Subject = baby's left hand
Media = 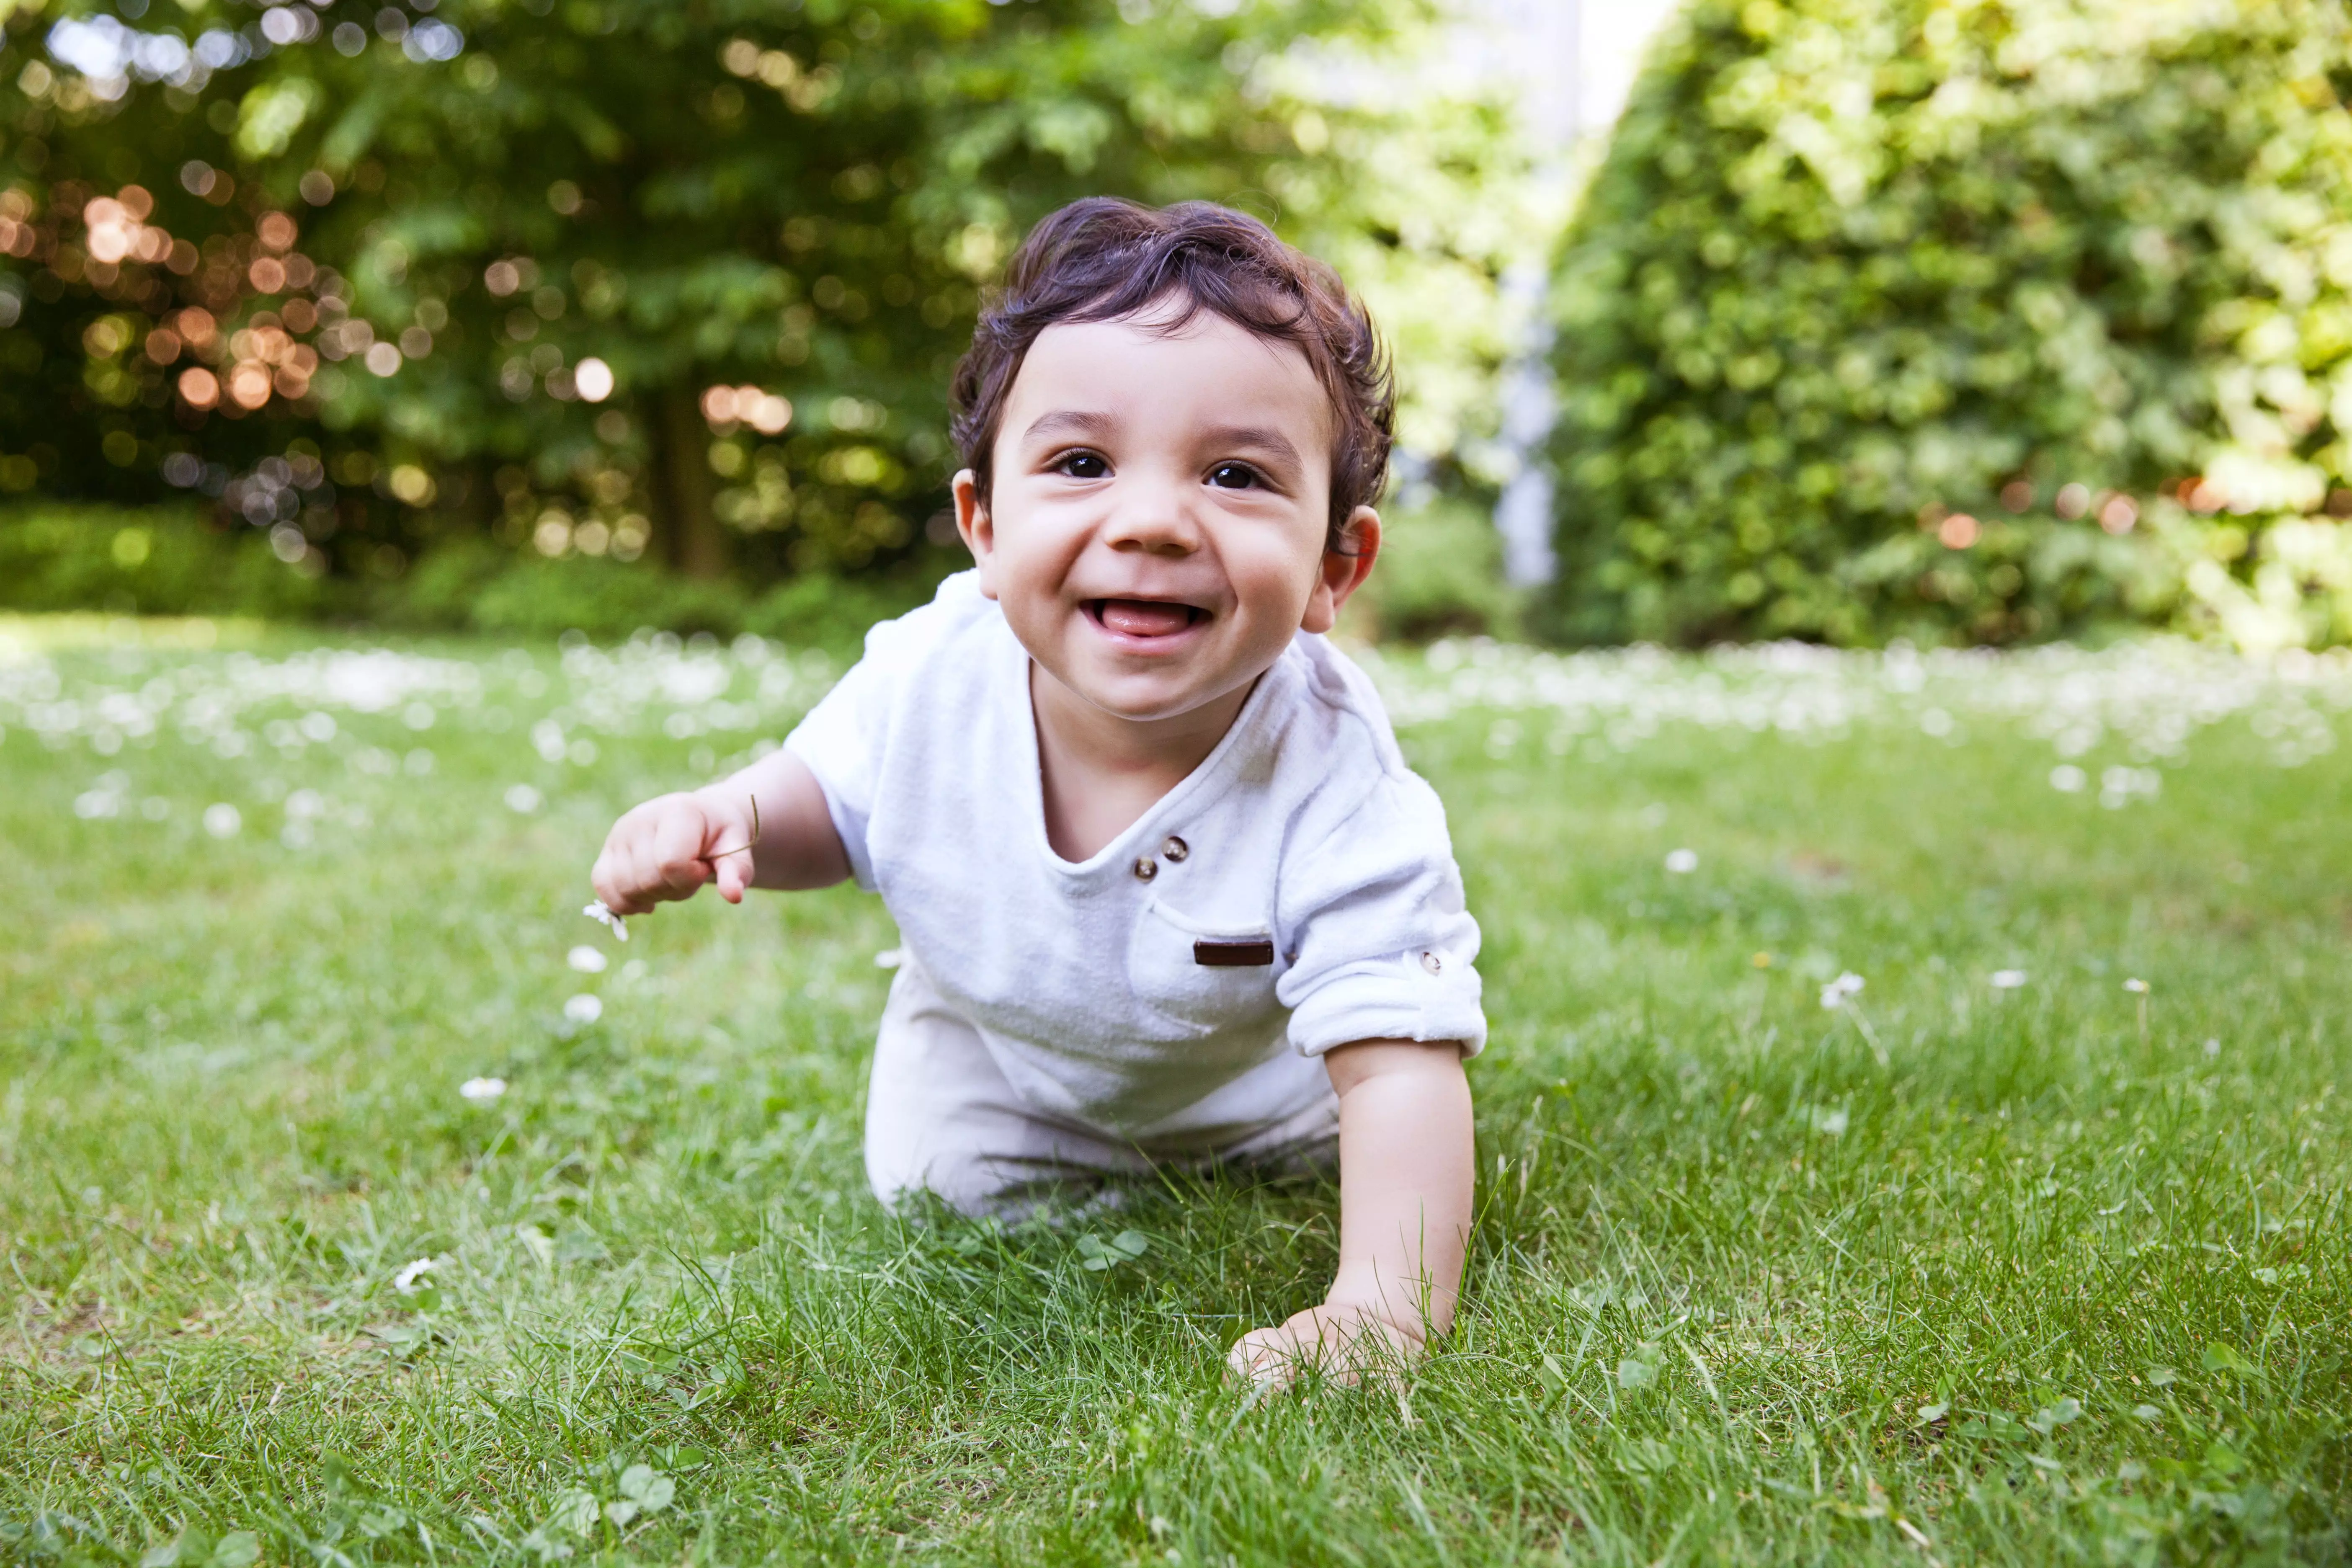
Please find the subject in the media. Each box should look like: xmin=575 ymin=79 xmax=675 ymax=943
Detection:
xmin=1227 ymin=1301 xmax=1423 ymax=1391
xmin=1229 ymin=1037 xmax=1470 ymax=1395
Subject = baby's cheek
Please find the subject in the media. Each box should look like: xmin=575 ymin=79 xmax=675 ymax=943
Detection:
xmin=1240 ymin=567 xmax=1310 ymax=619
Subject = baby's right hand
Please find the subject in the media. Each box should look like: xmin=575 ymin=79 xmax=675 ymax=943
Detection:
xmin=590 ymin=790 xmax=757 ymax=916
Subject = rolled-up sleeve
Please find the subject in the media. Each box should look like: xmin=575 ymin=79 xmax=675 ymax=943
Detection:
xmin=782 ymin=598 xmax=941 ymax=891
xmin=1275 ymin=771 xmax=1486 ymax=1060
xmin=782 ymin=657 xmax=882 ymax=890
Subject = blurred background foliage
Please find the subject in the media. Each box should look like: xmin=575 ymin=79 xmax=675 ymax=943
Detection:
xmin=0 ymin=0 xmax=1531 ymax=640
xmin=1546 ymin=0 xmax=2352 ymax=651
xmin=11 ymin=0 xmax=2352 ymax=651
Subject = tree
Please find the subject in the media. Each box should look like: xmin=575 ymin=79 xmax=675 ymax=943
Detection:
xmin=1545 ymin=0 xmax=2352 ymax=650
xmin=2 ymin=0 xmax=1526 ymax=601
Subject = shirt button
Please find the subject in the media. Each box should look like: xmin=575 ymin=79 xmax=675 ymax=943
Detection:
xmin=1420 ymin=951 xmax=1443 ymax=975
xmin=1133 ymin=856 xmax=1158 ymax=882
xmin=1161 ymin=835 xmax=1189 ymax=862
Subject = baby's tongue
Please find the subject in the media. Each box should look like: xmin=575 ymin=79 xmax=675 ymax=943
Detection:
xmin=1098 ymin=599 xmax=1193 ymax=638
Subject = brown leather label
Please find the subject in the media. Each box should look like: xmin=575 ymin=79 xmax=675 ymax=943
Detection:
xmin=1194 ymin=939 xmax=1275 ymax=967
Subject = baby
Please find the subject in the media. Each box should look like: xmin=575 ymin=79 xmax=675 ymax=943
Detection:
xmin=591 ymin=198 xmax=1483 ymax=1384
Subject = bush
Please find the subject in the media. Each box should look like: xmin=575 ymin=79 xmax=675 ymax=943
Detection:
xmin=1349 ymin=496 xmax=1522 ymax=641
xmin=741 ymin=573 xmax=934 ymax=651
xmin=0 ymin=508 xmax=940 ymax=650
xmin=1547 ymin=0 xmax=2352 ymax=649
xmin=467 ymin=556 xmax=750 ymax=642
xmin=379 ymin=537 xmax=512 ymax=632
xmin=396 ymin=552 xmax=938 ymax=648
xmin=0 ymin=505 xmax=333 ymax=620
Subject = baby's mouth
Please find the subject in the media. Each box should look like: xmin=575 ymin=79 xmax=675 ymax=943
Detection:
xmin=1087 ymin=598 xmax=1205 ymax=638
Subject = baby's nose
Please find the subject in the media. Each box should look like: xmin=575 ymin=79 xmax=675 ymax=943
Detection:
xmin=1101 ymin=482 xmax=1201 ymax=553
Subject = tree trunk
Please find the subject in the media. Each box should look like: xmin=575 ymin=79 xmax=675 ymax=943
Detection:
xmin=649 ymin=383 xmax=728 ymax=579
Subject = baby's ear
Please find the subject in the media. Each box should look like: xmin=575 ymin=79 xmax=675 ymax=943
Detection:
xmin=950 ymin=469 xmax=998 ymax=598
xmin=1302 ymin=506 xmax=1382 ymax=634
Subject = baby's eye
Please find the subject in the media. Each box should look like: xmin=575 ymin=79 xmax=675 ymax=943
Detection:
xmin=1207 ymin=462 xmax=1261 ymax=490
xmin=1055 ymin=451 xmax=1109 ymax=479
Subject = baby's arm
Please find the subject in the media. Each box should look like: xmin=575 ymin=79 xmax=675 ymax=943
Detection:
xmin=1227 ymin=1038 xmax=1473 ymax=1387
xmin=590 ymin=749 xmax=850 ymax=915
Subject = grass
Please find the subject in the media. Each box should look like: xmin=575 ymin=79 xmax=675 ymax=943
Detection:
xmin=2 ymin=613 xmax=2348 ymax=1565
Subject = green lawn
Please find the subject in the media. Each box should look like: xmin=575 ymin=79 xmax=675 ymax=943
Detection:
xmin=3 ymin=614 xmax=2348 ymax=1566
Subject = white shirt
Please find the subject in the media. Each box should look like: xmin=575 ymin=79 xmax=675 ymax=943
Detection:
xmin=786 ymin=572 xmax=1485 ymax=1149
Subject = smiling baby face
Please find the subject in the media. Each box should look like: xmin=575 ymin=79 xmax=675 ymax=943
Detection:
xmin=953 ymin=307 xmax=1379 ymax=727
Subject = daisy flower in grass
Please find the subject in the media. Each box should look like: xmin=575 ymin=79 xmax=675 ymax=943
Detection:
xmin=1820 ymin=972 xmax=1865 ymax=1010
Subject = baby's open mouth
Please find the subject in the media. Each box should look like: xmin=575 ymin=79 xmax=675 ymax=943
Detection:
xmin=1087 ymin=598 xmax=1206 ymax=638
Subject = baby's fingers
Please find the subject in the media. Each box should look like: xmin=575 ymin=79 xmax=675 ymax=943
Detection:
xmin=596 ymin=854 xmax=660 ymax=916
xmin=590 ymin=849 xmax=650 ymax=917
xmin=650 ymin=808 xmax=716 ymax=898
xmin=1226 ymin=1326 xmax=1305 ymax=1389
xmin=714 ymin=850 xmax=751 ymax=903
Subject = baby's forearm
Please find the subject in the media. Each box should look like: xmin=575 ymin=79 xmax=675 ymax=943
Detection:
xmin=697 ymin=748 xmax=851 ymax=891
xmin=1322 ymin=1039 xmax=1473 ymax=1341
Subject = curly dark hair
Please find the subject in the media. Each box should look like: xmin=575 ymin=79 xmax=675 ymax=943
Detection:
xmin=949 ymin=198 xmax=1395 ymax=548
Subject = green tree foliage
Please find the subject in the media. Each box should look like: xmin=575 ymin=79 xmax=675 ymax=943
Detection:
xmin=0 ymin=0 xmax=1522 ymax=603
xmin=1546 ymin=0 xmax=2352 ymax=649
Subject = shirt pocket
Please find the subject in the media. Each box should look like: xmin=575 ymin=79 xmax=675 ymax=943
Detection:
xmin=1127 ymin=895 xmax=1286 ymax=1040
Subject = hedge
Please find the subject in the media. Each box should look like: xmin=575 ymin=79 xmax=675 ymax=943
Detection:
xmin=0 ymin=508 xmax=927 ymax=651
xmin=1546 ymin=0 xmax=2352 ymax=650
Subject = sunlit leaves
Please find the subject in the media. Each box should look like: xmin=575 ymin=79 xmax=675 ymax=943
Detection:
xmin=4 ymin=0 xmax=1516 ymax=596
xmin=235 ymin=78 xmax=320 ymax=160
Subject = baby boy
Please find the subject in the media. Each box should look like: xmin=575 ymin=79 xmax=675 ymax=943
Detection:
xmin=591 ymin=198 xmax=1483 ymax=1384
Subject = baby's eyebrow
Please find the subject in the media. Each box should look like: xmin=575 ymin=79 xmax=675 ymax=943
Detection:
xmin=1021 ymin=409 xmax=1120 ymax=444
xmin=1198 ymin=425 xmax=1305 ymax=469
